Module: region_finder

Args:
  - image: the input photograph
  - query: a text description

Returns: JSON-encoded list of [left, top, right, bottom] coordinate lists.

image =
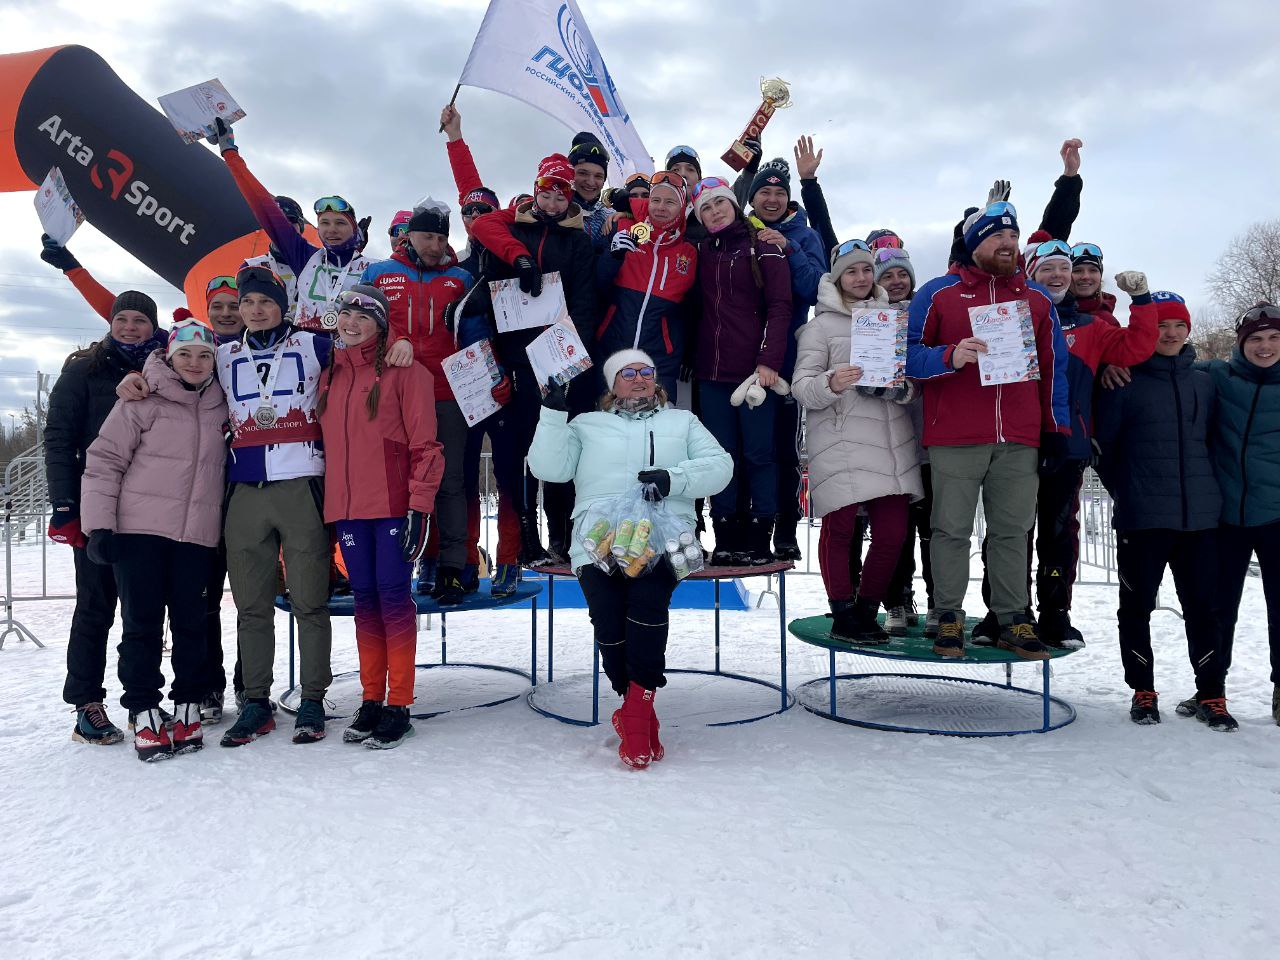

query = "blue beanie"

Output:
[[962, 202, 1019, 252]]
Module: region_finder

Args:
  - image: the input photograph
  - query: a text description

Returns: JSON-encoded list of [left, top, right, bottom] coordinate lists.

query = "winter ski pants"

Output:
[[63, 544, 118, 706], [224, 478, 332, 702], [434, 401, 469, 570], [930, 442, 1038, 621], [698, 380, 778, 519], [1216, 520, 1280, 685], [113, 534, 214, 713], [774, 395, 803, 529], [886, 463, 935, 609], [337, 518, 417, 706], [199, 538, 245, 696], [463, 424, 522, 567], [819, 496, 910, 604], [1116, 527, 1225, 698], [579, 563, 678, 696]]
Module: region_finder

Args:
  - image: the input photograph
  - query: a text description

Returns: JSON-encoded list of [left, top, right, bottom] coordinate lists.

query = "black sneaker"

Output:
[[432, 567, 466, 606], [200, 691, 225, 726], [1130, 690, 1160, 725], [997, 614, 1051, 661], [1175, 696, 1200, 718], [235, 691, 279, 714], [367, 705, 415, 750], [1194, 698, 1239, 732], [292, 698, 327, 743], [344, 700, 382, 743], [969, 610, 1001, 647], [71, 702, 124, 745], [772, 522, 802, 562], [220, 700, 275, 747], [932, 611, 965, 658]]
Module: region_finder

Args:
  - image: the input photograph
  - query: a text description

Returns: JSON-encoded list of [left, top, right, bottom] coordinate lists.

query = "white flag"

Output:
[[459, 0, 653, 183]]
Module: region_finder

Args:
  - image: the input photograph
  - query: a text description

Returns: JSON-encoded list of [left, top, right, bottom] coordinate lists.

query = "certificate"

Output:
[[849, 307, 907, 387], [158, 79, 247, 145], [525, 321, 594, 396], [442, 339, 503, 425], [490, 272, 567, 333], [33, 167, 84, 245], [969, 300, 1040, 386]]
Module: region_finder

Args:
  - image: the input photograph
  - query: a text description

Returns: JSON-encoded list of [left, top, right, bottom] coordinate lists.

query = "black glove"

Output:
[[86, 529, 117, 566], [607, 188, 632, 215], [742, 135, 762, 164], [514, 255, 543, 297], [443, 299, 460, 333], [1038, 432, 1070, 476], [542, 378, 569, 411], [637, 469, 671, 501], [356, 216, 372, 253], [398, 510, 431, 563], [40, 234, 80, 272], [609, 229, 637, 260], [679, 361, 695, 383]]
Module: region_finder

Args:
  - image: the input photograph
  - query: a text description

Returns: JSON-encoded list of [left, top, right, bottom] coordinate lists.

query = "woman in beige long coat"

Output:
[[792, 240, 922, 644]]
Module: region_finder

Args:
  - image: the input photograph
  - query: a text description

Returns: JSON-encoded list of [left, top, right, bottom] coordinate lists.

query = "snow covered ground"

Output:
[[1, 528, 1277, 959]]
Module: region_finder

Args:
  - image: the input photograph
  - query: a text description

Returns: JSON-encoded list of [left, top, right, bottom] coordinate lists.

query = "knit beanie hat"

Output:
[[389, 210, 412, 237], [407, 197, 451, 236], [1071, 241, 1104, 272], [1151, 290, 1191, 329], [1236, 303, 1280, 348], [866, 228, 904, 251], [750, 158, 792, 203], [873, 247, 916, 288], [962, 201, 1019, 252], [665, 145, 702, 179], [166, 318, 218, 358], [535, 154, 575, 201], [692, 177, 740, 224], [625, 172, 650, 194], [460, 187, 500, 211], [337, 283, 391, 331], [830, 239, 875, 280], [110, 290, 158, 329], [568, 131, 609, 172], [234, 265, 289, 318], [603, 348, 656, 389], [1023, 230, 1072, 280], [275, 195, 305, 227]]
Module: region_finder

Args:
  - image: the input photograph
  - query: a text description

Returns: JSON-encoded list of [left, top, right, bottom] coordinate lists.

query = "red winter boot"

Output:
[[649, 701, 664, 762], [612, 682, 653, 769]]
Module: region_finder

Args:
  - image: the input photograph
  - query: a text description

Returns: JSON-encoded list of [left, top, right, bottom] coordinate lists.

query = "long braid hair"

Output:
[[314, 329, 388, 419], [740, 213, 765, 291]]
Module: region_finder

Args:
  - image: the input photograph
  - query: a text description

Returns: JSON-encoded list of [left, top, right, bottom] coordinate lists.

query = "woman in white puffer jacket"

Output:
[[792, 240, 923, 645]]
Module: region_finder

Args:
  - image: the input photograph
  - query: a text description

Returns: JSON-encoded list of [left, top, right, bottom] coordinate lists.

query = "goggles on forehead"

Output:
[[1070, 242, 1103, 260], [665, 145, 700, 164], [1237, 304, 1280, 329], [337, 289, 387, 318], [873, 247, 910, 265], [690, 176, 731, 201], [1031, 239, 1073, 259], [832, 238, 871, 264], [313, 195, 354, 215], [649, 170, 686, 190], [206, 275, 237, 294], [461, 203, 495, 217], [236, 265, 284, 287], [534, 176, 571, 194], [983, 200, 1017, 218], [618, 366, 656, 381], [868, 234, 903, 251], [169, 320, 217, 350]]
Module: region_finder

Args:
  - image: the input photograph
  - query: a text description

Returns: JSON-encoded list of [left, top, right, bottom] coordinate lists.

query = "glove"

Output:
[[987, 179, 1011, 204], [213, 117, 237, 155], [47, 499, 86, 548], [40, 234, 80, 272], [491, 372, 513, 406], [356, 215, 372, 252], [1038, 432, 1070, 476], [610, 230, 638, 259], [678, 361, 695, 383], [443, 299, 460, 333], [637, 469, 672, 502], [514, 255, 543, 297], [86, 529, 117, 566], [742, 135, 762, 164], [542, 378, 569, 411], [1114, 270, 1149, 297], [398, 511, 431, 564]]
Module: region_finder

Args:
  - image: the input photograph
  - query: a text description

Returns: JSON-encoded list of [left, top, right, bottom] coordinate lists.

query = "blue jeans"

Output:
[[697, 379, 777, 518]]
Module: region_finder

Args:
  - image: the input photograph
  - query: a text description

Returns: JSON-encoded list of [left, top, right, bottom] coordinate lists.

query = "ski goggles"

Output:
[[337, 289, 388, 324], [1237, 304, 1280, 330], [533, 176, 573, 194], [313, 195, 354, 215], [625, 173, 650, 192], [235, 265, 285, 287], [205, 275, 237, 294], [460, 202, 495, 217], [1030, 239, 1073, 259], [868, 233, 903, 251], [1070, 242, 1104, 262], [665, 145, 700, 165], [167, 319, 218, 353], [649, 170, 685, 190], [982, 200, 1017, 219], [618, 366, 656, 381], [873, 247, 911, 265], [831, 238, 871, 266], [690, 176, 732, 202]]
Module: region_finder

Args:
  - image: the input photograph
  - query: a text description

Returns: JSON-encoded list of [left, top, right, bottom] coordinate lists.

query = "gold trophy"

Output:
[[629, 221, 653, 244], [721, 77, 793, 172]]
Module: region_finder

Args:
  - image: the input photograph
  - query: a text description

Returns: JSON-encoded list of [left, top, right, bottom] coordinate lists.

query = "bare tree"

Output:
[[1207, 218, 1280, 319], [1192, 304, 1237, 361]]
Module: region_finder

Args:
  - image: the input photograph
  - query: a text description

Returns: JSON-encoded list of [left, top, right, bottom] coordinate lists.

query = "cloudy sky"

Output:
[[1, 0, 1278, 425]]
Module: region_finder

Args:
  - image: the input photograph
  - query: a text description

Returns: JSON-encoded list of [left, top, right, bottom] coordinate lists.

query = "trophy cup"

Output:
[[721, 77, 793, 172]]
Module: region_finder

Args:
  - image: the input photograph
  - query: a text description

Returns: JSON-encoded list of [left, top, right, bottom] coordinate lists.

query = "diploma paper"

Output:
[[158, 79, 247, 145], [443, 339, 503, 425], [848, 307, 907, 387], [490, 272, 567, 333], [34, 167, 84, 245], [969, 300, 1040, 386], [525, 321, 594, 396]]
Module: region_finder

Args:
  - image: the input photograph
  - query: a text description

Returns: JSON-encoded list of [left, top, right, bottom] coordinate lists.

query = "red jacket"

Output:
[[906, 264, 1071, 448], [1077, 291, 1120, 328], [318, 338, 444, 523], [358, 248, 473, 402]]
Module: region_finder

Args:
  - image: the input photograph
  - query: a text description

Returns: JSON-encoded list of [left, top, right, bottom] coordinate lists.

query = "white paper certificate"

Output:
[[848, 307, 907, 387], [34, 167, 85, 245], [490, 272, 568, 333], [525, 321, 594, 396], [443, 339, 502, 425], [158, 79, 247, 145], [969, 300, 1040, 386]]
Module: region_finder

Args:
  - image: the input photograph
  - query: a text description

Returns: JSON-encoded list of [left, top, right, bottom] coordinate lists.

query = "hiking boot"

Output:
[[613, 682, 653, 769], [235, 691, 278, 714], [132, 708, 174, 763], [366, 705, 415, 749], [1129, 690, 1160, 725], [1175, 696, 1200, 718], [490, 563, 520, 597], [884, 606, 909, 637], [742, 516, 775, 566], [220, 699, 275, 747], [969, 610, 1001, 646], [199, 691, 224, 726], [344, 700, 382, 743], [923, 607, 940, 639], [772, 521, 802, 562], [414, 557, 437, 595], [128, 706, 174, 733], [292, 698, 327, 743], [710, 515, 740, 566], [1194, 698, 1239, 732], [997, 614, 1051, 661], [71, 702, 124, 745], [932, 610, 966, 658], [650, 707, 664, 762], [171, 702, 204, 754], [517, 513, 550, 567], [431, 567, 466, 606]]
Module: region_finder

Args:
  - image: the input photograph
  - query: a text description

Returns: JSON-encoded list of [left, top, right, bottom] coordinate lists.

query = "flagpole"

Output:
[[438, 83, 462, 133]]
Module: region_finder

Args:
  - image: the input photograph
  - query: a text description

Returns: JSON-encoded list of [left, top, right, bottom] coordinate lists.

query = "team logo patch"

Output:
[[675, 254, 691, 276], [1066, 333, 1076, 347]]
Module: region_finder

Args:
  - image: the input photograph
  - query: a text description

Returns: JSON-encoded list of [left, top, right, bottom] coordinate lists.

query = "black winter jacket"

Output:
[[1095, 344, 1221, 532]]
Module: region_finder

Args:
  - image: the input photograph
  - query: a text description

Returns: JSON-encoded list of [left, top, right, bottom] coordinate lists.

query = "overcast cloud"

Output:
[[1, 0, 1278, 422]]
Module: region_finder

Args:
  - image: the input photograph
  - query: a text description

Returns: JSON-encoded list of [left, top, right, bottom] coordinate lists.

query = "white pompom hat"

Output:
[[603, 348, 656, 390]]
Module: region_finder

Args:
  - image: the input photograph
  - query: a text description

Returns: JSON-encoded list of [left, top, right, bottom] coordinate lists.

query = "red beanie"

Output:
[[1151, 290, 1191, 330], [534, 154, 575, 200]]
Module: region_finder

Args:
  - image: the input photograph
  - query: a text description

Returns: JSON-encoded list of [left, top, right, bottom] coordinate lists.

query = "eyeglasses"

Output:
[[1237, 304, 1280, 329], [206, 275, 237, 293], [618, 366, 656, 381], [1070, 242, 1103, 260], [665, 145, 700, 164], [337, 290, 387, 319], [868, 234, 903, 251], [461, 203, 494, 217], [873, 248, 910, 265], [313, 196, 353, 215], [691, 177, 731, 201], [1031, 239, 1073, 259], [832, 238, 871, 265]]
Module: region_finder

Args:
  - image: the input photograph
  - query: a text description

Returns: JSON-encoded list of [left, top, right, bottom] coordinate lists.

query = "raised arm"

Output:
[[40, 236, 115, 321], [1038, 138, 1083, 241], [794, 136, 838, 256]]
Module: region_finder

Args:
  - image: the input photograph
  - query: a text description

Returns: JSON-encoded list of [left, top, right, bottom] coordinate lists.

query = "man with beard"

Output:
[[906, 201, 1070, 660]]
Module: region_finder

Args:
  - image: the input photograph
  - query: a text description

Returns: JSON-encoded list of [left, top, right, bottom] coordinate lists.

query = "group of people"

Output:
[[38, 102, 1280, 768]]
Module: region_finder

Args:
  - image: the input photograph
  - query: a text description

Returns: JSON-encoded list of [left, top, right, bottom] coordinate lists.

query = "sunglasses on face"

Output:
[[1071, 242, 1103, 260], [618, 366, 656, 381], [314, 196, 353, 215], [461, 204, 495, 218], [1031, 239, 1073, 259], [389, 223, 411, 238]]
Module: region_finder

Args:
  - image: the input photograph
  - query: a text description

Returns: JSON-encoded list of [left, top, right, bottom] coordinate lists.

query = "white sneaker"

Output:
[[923, 608, 940, 638], [885, 606, 908, 637]]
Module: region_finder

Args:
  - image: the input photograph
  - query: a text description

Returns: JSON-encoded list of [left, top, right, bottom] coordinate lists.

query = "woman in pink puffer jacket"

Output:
[[80, 321, 229, 762]]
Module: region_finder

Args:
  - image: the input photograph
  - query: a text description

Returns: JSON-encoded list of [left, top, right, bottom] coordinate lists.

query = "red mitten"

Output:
[[48, 516, 86, 549], [491, 374, 513, 406]]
